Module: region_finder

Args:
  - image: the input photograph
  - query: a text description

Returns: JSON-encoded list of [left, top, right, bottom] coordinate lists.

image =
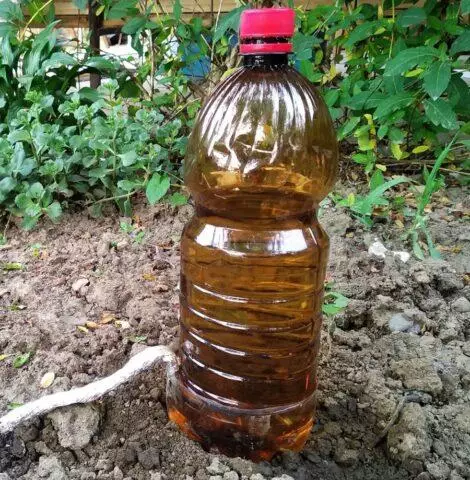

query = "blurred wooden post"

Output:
[[88, 0, 103, 88]]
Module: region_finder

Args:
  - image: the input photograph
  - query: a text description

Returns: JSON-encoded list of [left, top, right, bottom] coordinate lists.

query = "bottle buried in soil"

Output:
[[166, 7, 338, 461]]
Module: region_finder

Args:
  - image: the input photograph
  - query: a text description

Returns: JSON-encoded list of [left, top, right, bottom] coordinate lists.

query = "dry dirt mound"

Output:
[[0, 187, 469, 480]]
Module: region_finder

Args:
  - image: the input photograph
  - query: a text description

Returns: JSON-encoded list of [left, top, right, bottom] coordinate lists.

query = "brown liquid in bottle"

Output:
[[167, 50, 338, 461]]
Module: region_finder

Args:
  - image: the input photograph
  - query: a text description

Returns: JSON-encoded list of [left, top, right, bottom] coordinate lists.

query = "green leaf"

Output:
[[389, 127, 405, 143], [322, 292, 349, 316], [391, 142, 403, 160], [447, 74, 470, 113], [374, 92, 414, 119], [117, 179, 140, 192], [73, 0, 87, 10], [0, 1, 23, 22], [324, 89, 339, 107], [299, 60, 322, 83], [2, 262, 23, 271], [396, 7, 426, 27], [46, 202, 62, 221], [108, 0, 138, 19], [22, 215, 40, 230], [146, 174, 170, 205], [214, 5, 247, 43], [1, 36, 14, 67], [173, 0, 182, 21], [29, 182, 44, 199], [168, 192, 188, 206], [424, 99, 458, 130], [462, 0, 470, 14], [384, 75, 404, 95], [0, 176, 15, 195], [370, 169, 385, 191], [85, 57, 116, 71], [78, 87, 101, 102], [13, 352, 32, 368], [119, 150, 137, 167], [423, 62, 451, 100], [122, 16, 147, 35], [377, 124, 389, 140], [344, 21, 380, 48], [11, 144, 35, 177], [352, 177, 409, 217], [343, 91, 387, 110], [15, 193, 40, 217], [384, 47, 439, 76], [8, 129, 30, 143], [293, 33, 322, 60], [338, 116, 361, 140], [42, 52, 77, 69], [128, 335, 148, 344], [450, 31, 470, 56]]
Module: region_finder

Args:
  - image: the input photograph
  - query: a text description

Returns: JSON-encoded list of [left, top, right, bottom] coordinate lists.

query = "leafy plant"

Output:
[[13, 351, 32, 368], [323, 283, 349, 316], [334, 173, 409, 227], [0, 0, 468, 235], [1, 81, 191, 227], [120, 220, 145, 243], [296, 0, 469, 174], [406, 136, 458, 259]]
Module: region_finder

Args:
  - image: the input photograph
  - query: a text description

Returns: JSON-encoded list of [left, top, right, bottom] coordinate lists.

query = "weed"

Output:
[[406, 136, 458, 259]]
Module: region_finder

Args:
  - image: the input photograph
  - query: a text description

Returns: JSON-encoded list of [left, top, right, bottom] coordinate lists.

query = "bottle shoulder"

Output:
[[194, 65, 334, 143], [185, 65, 339, 212]]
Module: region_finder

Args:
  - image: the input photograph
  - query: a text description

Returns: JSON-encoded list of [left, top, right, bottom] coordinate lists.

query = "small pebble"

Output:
[[223, 472, 239, 480], [452, 297, 470, 313], [426, 461, 451, 480], [80, 473, 97, 480], [113, 466, 124, 480], [72, 278, 89, 292], [388, 313, 416, 333], [207, 458, 229, 475], [137, 447, 160, 470]]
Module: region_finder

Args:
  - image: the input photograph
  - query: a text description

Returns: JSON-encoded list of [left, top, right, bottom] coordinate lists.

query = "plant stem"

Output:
[[2, 213, 11, 242], [388, 0, 395, 59], [20, 0, 54, 41]]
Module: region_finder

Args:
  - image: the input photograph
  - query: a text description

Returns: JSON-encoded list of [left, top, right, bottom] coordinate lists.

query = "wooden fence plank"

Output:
[[27, 0, 393, 28]]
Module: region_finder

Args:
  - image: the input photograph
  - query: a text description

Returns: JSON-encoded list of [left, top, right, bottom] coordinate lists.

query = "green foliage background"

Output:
[[0, 0, 468, 238]]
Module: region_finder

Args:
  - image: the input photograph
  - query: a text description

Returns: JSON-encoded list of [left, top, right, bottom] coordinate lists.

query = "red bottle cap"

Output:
[[239, 8, 295, 55]]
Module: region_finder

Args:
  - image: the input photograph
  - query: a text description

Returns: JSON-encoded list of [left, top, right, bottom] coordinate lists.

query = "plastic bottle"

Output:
[[167, 7, 338, 461]]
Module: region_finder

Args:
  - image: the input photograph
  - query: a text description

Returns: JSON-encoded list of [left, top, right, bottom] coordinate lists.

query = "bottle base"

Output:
[[167, 372, 316, 462]]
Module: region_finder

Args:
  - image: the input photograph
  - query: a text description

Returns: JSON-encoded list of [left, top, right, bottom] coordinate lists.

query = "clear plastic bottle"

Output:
[[167, 7, 338, 461]]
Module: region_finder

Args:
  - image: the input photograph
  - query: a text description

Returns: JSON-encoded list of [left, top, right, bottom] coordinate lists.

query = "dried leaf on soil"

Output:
[[85, 321, 101, 330], [128, 335, 147, 344], [40, 371, 55, 388], [142, 273, 157, 281], [100, 311, 116, 324]]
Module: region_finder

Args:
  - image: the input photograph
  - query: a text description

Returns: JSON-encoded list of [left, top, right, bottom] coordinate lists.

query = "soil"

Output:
[[0, 186, 469, 480]]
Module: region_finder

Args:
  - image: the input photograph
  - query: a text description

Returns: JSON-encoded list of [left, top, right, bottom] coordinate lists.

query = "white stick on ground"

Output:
[[0, 345, 176, 435]]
